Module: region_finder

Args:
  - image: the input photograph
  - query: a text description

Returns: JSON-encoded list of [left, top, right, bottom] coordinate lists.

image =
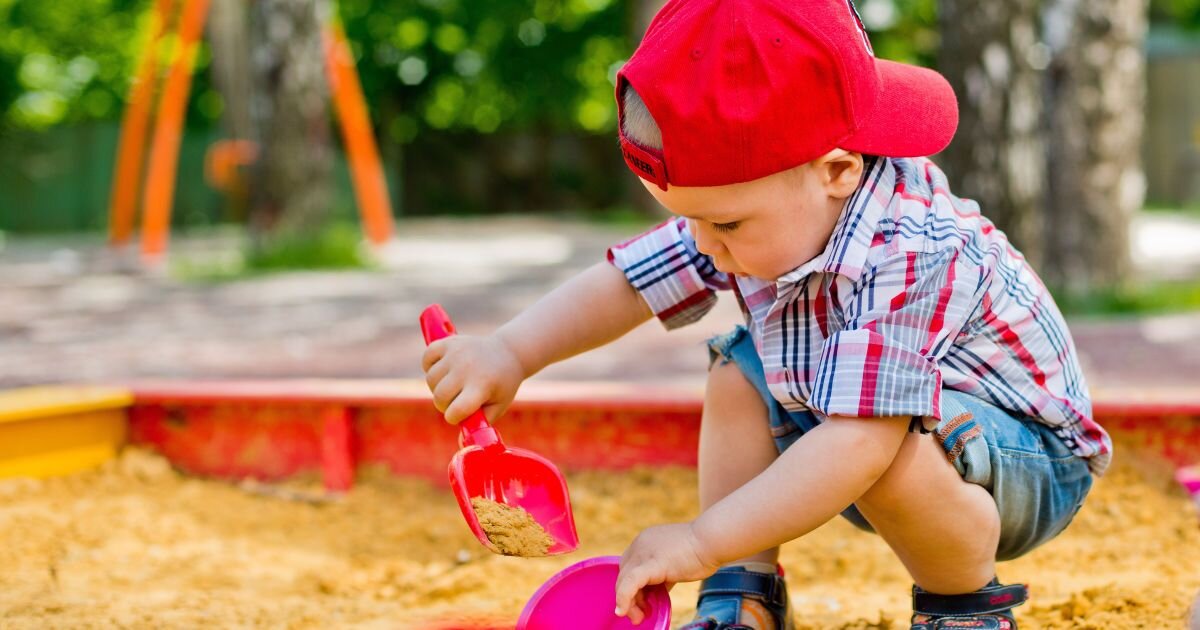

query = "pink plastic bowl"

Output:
[[517, 556, 671, 630]]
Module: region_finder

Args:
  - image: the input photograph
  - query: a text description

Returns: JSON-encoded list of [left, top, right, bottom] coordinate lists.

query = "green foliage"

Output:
[[0, 0, 218, 131], [4, 0, 1198, 229], [1152, 0, 1200, 29], [859, 0, 940, 67], [4, 0, 1199, 136], [338, 0, 629, 144], [0, 0, 138, 128]]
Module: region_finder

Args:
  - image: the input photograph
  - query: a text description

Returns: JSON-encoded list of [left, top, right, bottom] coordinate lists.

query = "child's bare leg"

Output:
[[854, 430, 1001, 594], [700, 360, 780, 566]]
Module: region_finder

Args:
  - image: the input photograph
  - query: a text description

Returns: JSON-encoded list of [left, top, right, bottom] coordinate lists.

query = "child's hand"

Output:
[[421, 334, 526, 424], [614, 522, 720, 624]]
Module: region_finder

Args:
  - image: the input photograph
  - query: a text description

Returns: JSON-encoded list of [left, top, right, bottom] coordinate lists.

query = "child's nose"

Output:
[[689, 220, 723, 256]]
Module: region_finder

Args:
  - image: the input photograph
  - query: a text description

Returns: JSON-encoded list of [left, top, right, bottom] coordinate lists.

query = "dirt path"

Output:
[[1, 217, 1199, 392]]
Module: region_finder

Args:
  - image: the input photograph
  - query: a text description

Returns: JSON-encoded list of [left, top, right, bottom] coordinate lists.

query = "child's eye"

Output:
[[711, 221, 740, 233]]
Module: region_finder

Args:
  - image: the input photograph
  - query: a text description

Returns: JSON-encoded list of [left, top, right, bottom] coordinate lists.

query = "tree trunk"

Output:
[[248, 0, 333, 244], [1042, 0, 1147, 292], [208, 0, 253, 221], [623, 0, 670, 218], [937, 0, 1046, 265], [210, 0, 252, 141]]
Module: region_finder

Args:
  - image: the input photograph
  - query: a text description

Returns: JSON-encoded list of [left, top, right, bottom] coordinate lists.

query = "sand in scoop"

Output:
[[470, 496, 555, 557]]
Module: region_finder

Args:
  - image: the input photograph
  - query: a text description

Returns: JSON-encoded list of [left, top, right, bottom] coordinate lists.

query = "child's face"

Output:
[[640, 151, 862, 280]]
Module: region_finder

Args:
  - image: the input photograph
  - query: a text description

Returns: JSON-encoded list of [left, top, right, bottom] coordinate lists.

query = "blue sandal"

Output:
[[910, 579, 1028, 629], [678, 566, 793, 630]]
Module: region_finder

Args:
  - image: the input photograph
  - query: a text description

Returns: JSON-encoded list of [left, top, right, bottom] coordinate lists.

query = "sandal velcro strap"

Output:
[[913, 582, 1028, 617], [678, 623, 753, 630], [698, 569, 788, 609]]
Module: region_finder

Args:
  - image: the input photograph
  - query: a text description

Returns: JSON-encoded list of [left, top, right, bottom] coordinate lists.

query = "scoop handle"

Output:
[[419, 304, 499, 447], [419, 303, 458, 344]]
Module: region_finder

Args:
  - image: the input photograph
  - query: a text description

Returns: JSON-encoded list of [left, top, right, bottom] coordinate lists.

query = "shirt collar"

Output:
[[773, 155, 892, 287]]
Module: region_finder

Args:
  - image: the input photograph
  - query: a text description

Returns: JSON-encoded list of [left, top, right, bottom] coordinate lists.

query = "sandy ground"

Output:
[[1, 448, 1198, 629]]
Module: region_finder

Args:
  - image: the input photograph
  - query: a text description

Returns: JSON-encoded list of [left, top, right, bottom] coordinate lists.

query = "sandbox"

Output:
[[1, 449, 1197, 628], [0, 381, 1197, 628]]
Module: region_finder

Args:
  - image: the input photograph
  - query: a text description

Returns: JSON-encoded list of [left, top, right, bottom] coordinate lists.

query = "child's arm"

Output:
[[422, 261, 652, 423], [614, 414, 910, 623]]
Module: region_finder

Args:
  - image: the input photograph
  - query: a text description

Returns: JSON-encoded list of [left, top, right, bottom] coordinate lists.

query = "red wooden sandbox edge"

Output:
[[116, 379, 1200, 492]]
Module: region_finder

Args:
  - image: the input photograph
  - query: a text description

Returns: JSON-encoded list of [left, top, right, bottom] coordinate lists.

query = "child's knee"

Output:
[[861, 432, 998, 530]]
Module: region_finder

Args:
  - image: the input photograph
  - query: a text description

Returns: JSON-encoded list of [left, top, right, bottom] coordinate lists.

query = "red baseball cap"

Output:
[[616, 0, 959, 190]]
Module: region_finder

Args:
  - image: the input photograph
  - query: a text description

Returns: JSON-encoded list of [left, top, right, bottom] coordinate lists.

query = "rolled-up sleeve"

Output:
[[607, 217, 733, 329], [807, 249, 985, 425]]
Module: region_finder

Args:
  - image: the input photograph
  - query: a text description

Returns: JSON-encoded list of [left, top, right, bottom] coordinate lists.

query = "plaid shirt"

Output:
[[609, 156, 1111, 475]]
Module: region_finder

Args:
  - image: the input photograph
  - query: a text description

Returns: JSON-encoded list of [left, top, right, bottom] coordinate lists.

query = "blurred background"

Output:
[[1, 0, 1199, 389]]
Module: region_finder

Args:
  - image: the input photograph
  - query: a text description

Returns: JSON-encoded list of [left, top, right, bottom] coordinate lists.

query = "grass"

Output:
[[566, 205, 661, 228], [172, 222, 371, 282], [1051, 204, 1200, 315], [1052, 278, 1200, 317], [1143, 202, 1200, 216], [244, 222, 366, 271]]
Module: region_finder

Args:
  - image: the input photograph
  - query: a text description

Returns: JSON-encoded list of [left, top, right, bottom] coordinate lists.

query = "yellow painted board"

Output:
[[0, 386, 131, 479], [0, 386, 133, 424], [0, 440, 124, 479]]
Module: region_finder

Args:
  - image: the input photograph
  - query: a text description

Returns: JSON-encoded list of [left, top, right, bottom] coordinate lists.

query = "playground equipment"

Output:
[[107, 0, 395, 264]]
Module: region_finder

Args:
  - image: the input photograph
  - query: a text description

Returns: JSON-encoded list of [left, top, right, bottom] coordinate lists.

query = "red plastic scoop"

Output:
[[420, 304, 579, 556]]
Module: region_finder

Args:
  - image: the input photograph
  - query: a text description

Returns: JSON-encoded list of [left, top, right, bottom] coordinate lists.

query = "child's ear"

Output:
[[818, 149, 864, 198]]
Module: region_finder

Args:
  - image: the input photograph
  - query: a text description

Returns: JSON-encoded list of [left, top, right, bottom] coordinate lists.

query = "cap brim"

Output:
[[840, 59, 959, 158]]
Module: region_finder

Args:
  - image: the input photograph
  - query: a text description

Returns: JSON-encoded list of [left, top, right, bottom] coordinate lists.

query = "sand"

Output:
[[469, 497, 554, 557], [0, 448, 1197, 629]]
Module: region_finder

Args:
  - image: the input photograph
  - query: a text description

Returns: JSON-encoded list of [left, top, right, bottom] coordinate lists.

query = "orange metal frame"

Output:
[[140, 0, 212, 262], [325, 22, 396, 247], [107, 1, 395, 262], [107, 0, 176, 248]]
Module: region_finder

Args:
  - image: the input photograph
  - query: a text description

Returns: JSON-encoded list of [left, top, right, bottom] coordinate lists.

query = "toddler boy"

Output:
[[422, 1, 1110, 627]]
